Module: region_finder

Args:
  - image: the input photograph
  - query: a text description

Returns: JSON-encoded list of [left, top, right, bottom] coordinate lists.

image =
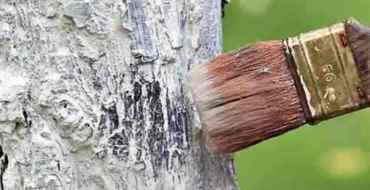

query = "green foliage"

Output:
[[223, 0, 370, 189]]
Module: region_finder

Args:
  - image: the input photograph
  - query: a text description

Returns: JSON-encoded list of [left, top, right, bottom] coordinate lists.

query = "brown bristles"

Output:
[[191, 20, 370, 154], [191, 41, 306, 153]]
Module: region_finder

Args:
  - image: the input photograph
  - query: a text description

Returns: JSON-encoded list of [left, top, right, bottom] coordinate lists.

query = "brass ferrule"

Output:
[[284, 22, 369, 123]]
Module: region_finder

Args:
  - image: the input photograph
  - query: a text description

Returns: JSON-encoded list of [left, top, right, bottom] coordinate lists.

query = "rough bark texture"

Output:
[[0, 0, 238, 189]]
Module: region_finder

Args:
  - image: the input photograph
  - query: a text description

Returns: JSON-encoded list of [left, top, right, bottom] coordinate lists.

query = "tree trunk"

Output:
[[0, 0, 238, 189]]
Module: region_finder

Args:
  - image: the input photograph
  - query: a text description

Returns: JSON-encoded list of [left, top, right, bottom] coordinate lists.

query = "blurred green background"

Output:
[[223, 0, 370, 190]]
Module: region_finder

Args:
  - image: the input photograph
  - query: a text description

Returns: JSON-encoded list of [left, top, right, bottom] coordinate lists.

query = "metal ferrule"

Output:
[[284, 22, 369, 123]]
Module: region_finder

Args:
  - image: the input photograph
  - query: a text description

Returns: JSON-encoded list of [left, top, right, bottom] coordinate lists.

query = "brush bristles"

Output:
[[191, 41, 306, 153]]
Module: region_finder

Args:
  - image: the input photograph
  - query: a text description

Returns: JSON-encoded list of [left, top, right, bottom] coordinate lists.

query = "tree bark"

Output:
[[0, 0, 238, 189]]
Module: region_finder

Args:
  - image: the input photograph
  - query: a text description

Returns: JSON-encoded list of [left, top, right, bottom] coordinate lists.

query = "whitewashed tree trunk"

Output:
[[0, 0, 238, 189]]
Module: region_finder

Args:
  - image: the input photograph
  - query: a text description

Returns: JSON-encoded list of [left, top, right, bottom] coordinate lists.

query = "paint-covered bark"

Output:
[[0, 0, 238, 189]]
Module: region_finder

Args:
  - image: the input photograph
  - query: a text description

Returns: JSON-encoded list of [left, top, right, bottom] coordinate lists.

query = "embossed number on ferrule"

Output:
[[286, 23, 367, 122]]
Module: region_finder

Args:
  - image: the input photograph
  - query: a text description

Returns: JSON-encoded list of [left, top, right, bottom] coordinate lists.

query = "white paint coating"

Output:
[[0, 0, 238, 189]]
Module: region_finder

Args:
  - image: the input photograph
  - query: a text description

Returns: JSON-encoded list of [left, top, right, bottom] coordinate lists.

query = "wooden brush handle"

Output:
[[346, 21, 370, 102]]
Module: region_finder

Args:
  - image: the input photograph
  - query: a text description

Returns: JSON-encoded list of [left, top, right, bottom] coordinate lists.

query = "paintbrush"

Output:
[[191, 19, 370, 154]]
